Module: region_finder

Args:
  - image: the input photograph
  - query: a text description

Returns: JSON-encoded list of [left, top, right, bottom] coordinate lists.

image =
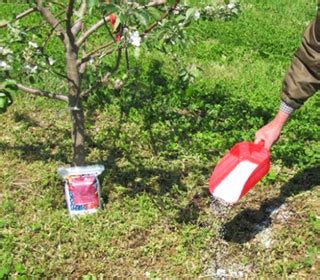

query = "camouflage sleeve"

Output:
[[280, 7, 320, 109]]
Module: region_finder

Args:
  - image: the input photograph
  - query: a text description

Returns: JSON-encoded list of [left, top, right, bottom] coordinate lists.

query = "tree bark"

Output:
[[65, 0, 86, 166], [66, 47, 86, 166]]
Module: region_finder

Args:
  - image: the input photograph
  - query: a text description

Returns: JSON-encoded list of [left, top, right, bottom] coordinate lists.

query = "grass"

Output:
[[1, 0, 320, 278]]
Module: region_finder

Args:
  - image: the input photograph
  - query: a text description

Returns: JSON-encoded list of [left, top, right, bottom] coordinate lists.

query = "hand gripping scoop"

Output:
[[209, 141, 270, 204]]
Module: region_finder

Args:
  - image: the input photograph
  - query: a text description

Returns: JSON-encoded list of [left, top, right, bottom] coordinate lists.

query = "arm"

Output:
[[281, 18, 320, 109], [255, 6, 320, 149], [255, 102, 291, 150]]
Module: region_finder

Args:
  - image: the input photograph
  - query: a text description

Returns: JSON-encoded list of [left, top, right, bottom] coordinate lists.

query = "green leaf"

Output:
[[175, 15, 185, 23], [14, 263, 26, 274], [0, 79, 17, 92], [147, 7, 162, 20], [135, 10, 149, 27], [185, 8, 196, 21], [103, 3, 120, 15], [0, 265, 10, 279], [0, 20, 8, 27], [114, 14, 122, 30], [167, 0, 178, 5], [87, 0, 99, 14]]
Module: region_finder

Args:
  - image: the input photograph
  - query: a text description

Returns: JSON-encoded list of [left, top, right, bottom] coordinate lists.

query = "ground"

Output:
[[0, 0, 319, 278]]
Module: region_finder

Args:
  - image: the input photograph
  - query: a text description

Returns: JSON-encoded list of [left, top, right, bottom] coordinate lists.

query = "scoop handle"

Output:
[[257, 140, 265, 148]]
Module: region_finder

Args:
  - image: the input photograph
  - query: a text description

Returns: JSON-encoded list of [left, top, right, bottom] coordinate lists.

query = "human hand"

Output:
[[255, 111, 290, 150]]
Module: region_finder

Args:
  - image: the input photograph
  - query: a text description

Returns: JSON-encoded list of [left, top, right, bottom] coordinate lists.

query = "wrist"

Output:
[[272, 110, 290, 128], [279, 100, 295, 115]]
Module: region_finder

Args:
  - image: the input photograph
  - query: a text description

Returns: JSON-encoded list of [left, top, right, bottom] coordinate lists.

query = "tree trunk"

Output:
[[66, 48, 85, 166]]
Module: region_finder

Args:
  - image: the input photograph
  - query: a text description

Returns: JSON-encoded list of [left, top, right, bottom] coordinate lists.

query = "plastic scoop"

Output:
[[209, 141, 270, 204]]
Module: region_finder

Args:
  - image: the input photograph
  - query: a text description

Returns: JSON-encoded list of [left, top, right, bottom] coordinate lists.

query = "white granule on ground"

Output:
[[203, 263, 252, 279], [267, 204, 292, 222], [254, 204, 292, 249], [255, 227, 273, 249], [202, 247, 253, 279], [213, 160, 258, 204]]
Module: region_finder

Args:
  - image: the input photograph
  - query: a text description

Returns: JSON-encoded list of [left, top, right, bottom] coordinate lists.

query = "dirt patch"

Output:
[[127, 228, 150, 249]]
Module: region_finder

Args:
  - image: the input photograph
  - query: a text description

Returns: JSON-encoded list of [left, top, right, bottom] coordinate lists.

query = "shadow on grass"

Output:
[[0, 141, 70, 163], [221, 164, 320, 244], [90, 59, 274, 213], [1, 110, 72, 163], [100, 147, 186, 197], [2, 59, 275, 205], [12, 112, 40, 127], [176, 189, 211, 224]]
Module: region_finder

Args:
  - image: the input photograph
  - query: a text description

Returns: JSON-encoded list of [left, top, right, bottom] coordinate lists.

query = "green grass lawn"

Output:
[[0, 0, 319, 278]]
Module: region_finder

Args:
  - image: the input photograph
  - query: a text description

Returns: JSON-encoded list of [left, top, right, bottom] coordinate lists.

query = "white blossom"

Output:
[[89, 58, 94, 65], [128, 31, 141, 47], [194, 10, 201, 20], [123, 27, 129, 35], [0, 60, 11, 71], [25, 64, 38, 74], [173, 4, 181, 15], [7, 55, 13, 62], [48, 57, 55, 65], [227, 3, 236, 9], [28, 41, 38, 48], [0, 46, 12, 56]]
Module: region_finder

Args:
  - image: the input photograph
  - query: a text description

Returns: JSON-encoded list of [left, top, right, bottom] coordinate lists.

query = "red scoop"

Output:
[[209, 141, 270, 204]]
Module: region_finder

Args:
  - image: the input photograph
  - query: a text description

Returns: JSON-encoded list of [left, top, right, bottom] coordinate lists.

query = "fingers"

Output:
[[264, 140, 272, 150], [255, 133, 271, 150], [254, 136, 262, 144]]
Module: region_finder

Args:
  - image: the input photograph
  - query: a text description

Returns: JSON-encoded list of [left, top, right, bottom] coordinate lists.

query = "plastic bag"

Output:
[[58, 165, 105, 216]]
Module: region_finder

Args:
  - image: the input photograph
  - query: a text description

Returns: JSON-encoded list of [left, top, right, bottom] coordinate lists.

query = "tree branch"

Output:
[[41, 17, 66, 50], [79, 47, 87, 74], [140, 0, 167, 9], [142, 0, 180, 36], [36, 0, 66, 42], [72, 0, 87, 35], [50, 1, 67, 9], [66, 0, 76, 31], [80, 72, 111, 98], [0, 7, 37, 29], [80, 48, 122, 98], [103, 13, 117, 43], [66, 0, 77, 47], [78, 40, 114, 65], [76, 15, 111, 46], [17, 83, 68, 102]]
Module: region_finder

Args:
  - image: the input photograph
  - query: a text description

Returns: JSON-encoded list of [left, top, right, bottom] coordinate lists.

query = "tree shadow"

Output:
[[175, 188, 211, 224], [0, 141, 70, 163], [99, 146, 187, 197], [221, 165, 320, 244], [2, 59, 275, 202], [89, 58, 274, 201], [12, 112, 40, 127], [0, 111, 71, 163]]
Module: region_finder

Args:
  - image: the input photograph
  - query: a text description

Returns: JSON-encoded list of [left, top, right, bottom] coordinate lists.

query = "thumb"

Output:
[[254, 134, 264, 144], [254, 136, 270, 150], [254, 137, 261, 144]]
